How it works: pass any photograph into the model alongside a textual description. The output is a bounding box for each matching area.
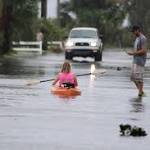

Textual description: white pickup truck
[64,27,103,61]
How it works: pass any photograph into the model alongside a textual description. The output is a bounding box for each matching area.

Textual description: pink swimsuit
[58,72,75,86]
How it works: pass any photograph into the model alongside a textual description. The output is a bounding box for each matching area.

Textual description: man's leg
[132,64,144,96]
[134,81,140,90]
[138,81,144,96]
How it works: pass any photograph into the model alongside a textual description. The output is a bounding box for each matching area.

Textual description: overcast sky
[47,0,69,18]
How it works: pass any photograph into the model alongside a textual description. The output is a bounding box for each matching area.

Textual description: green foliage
[11,0,39,41]
[59,0,126,46]
[59,1,76,29]
[0,0,39,54]
[34,18,67,51]
[0,0,69,54]
[37,19,67,41]
[124,0,150,47]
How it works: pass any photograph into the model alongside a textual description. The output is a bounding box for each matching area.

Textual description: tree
[0,0,13,54]
[123,0,150,46]
[0,0,39,55]
[59,0,126,45]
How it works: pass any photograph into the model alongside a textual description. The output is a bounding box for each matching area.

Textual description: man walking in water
[127,25,147,97]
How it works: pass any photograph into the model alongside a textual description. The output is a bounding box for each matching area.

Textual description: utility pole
[41,0,47,18]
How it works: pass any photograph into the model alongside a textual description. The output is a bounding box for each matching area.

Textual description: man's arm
[128,37,147,56]
[134,48,147,55]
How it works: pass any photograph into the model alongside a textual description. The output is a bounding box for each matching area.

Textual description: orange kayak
[51,87,81,97]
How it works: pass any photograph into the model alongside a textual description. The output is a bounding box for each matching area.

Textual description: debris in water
[119,124,147,136]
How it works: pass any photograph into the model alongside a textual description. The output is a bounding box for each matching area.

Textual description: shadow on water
[71,59,103,70]
[129,97,145,113]
[72,59,92,63]
[72,59,100,64]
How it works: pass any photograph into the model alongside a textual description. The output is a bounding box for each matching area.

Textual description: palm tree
[0,0,4,28]
[0,0,13,54]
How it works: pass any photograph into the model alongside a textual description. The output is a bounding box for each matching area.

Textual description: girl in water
[52,61,78,88]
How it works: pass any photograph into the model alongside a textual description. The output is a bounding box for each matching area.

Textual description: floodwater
[0,49,150,150]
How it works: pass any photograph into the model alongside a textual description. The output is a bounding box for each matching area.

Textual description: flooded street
[0,49,150,150]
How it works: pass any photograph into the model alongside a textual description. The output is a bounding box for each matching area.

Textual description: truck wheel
[65,52,73,60]
[94,51,102,61]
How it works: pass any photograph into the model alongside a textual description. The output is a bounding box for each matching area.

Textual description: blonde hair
[61,61,71,73]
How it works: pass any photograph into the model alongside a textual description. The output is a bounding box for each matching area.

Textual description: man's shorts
[131,64,144,82]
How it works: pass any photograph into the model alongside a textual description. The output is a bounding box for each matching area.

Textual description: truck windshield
[69,30,97,38]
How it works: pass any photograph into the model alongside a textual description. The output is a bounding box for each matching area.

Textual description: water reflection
[130,97,145,113]
[0,55,46,77]
[90,64,96,81]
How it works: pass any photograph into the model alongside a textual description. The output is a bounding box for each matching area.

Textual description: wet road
[0,49,150,150]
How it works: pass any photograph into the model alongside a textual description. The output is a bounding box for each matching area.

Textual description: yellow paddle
[26,78,55,86]
[26,70,106,86]
[26,63,106,86]
[26,73,92,86]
